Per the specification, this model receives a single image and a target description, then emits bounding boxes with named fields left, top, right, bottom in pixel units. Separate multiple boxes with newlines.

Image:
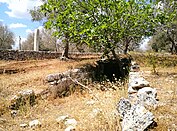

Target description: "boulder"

left=121, top=104, right=155, bottom=131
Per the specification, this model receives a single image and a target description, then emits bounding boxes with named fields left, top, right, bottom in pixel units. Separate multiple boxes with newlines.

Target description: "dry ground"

left=0, top=56, right=177, bottom=131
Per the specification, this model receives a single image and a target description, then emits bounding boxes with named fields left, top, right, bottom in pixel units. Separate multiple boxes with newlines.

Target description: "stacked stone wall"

left=0, top=50, right=100, bottom=61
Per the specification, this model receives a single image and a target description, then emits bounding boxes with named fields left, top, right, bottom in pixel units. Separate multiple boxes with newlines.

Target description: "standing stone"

left=34, top=29, right=39, bottom=51
left=19, top=36, right=21, bottom=50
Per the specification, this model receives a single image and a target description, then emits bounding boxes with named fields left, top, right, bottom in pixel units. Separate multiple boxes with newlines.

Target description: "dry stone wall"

left=0, top=50, right=100, bottom=61
left=117, top=61, right=158, bottom=131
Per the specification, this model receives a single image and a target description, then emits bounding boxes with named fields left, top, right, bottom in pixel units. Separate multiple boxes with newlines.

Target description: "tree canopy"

left=31, top=0, right=177, bottom=58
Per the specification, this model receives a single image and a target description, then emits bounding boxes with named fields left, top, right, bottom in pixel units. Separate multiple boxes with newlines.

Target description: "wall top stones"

left=0, top=50, right=100, bottom=61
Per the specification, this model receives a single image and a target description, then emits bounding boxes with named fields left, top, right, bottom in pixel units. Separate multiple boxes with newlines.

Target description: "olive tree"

left=0, top=23, right=15, bottom=49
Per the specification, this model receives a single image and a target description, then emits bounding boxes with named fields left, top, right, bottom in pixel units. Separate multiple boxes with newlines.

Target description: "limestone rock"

left=121, top=104, right=155, bottom=131
left=117, top=98, right=131, bottom=118
left=128, top=86, right=138, bottom=94
left=129, top=77, right=150, bottom=90
left=137, top=87, right=158, bottom=108
left=29, top=119, right=41, bottom=128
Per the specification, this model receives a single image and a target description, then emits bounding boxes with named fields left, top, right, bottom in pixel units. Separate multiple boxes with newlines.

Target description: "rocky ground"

left=0, top=56, right=177, bottom=131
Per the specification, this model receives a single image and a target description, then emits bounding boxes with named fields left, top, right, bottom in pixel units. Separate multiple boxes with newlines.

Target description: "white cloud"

left=26, top=29, right=33, bottom=34
left=0, top=0, right=43, bottom=19
left=37, top=26, right=43, bottom=30
left=9, top=23, right=27, bottom=29
left=0, top=19, right=4, bottom=22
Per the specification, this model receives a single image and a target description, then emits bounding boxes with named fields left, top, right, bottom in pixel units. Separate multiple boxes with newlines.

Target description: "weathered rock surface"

left=137, top=87, right=158, bottom=108
left=129, top=77, right=150, bottom=90
left=121, top=104, right=155, bottom=131
left=45, top=69, right=86, bottom=98
left=117, top=98, right=131, bottom=118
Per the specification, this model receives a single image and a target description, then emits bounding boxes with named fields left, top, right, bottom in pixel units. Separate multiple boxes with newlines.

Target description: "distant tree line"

left=0, top=23, right=15, bottom=49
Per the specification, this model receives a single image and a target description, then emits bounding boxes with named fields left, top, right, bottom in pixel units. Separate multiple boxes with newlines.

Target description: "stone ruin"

left=44, top=58, right=131, bottom=98
left=117, top=61, right=158, bottom=131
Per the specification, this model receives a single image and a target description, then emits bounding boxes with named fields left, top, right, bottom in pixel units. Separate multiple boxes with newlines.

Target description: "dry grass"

left=0, top=58, right=126, bottom=131
left=138, top=66, right=177, bottom=130
left=1, top=54, right=177, bottom=131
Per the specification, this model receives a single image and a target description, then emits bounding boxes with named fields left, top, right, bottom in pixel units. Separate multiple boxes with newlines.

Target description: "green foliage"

left=32, top=0, right=177, bottom=57
left=148, top=1, right=177, bottom=54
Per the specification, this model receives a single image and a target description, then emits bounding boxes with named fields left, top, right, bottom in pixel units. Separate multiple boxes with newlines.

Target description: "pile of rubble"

left=117, top=61, right=158, bottom=131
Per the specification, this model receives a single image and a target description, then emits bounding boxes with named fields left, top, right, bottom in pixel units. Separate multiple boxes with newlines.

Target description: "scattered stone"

left=20, top=123, right=28, bottom=128
left=29, top=119, right=41, bottom=128
left=64, top=118, right=77, bottom=127
left=137, top=87, right=158, bottom=108
left=65, top=125, right=76, bottom=131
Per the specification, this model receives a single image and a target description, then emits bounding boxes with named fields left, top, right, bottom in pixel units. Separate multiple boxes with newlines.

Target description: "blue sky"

left=0, top=0, right=43, bottom=49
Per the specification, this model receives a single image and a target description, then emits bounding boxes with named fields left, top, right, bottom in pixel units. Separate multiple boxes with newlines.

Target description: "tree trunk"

left=61, top=37, right=69, bottom=58
left=167, top=31, right=177, bottom=54
left=123, top=43, right=129, bottom=54
left=123, top=38, right=131, bottom=54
